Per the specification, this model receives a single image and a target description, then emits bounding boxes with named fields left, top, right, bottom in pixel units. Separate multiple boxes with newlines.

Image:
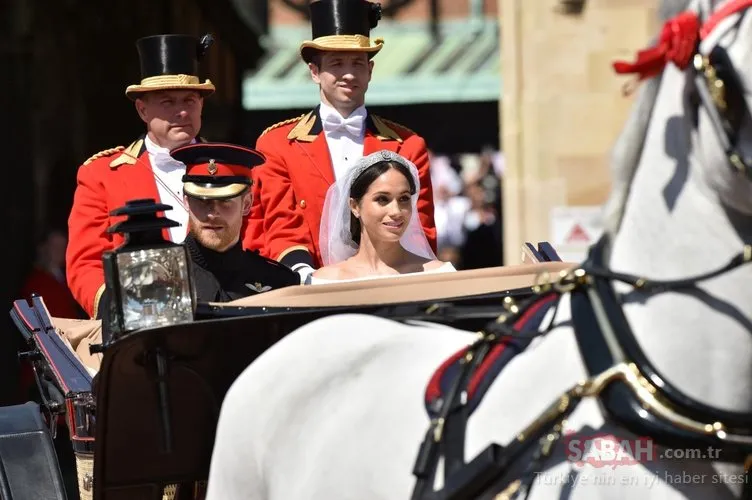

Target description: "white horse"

left=206, top=0, right=752, bottom=498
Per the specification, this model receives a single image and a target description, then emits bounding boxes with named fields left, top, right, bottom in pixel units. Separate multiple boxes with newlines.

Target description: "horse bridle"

left=692, top=25, right=752, bottom=179
left=409, top=237, right=752, bottom=500
left=614, top=0, right=752, bottom=179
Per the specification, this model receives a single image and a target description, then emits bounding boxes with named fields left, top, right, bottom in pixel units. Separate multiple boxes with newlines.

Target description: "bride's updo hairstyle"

left=349, top=160, right=417, bottom=245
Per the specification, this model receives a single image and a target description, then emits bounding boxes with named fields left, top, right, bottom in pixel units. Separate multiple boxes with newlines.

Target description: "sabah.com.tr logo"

left=563, top=431, right=721, bottom=469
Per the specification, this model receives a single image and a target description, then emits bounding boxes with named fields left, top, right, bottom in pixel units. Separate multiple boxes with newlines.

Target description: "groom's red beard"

left=188, top=216, right=240, bottom=252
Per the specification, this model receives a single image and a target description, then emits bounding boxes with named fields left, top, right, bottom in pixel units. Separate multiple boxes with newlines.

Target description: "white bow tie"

left=152, top=151, right=185, bottom=172
left=322, top=113, right=364, bottom=137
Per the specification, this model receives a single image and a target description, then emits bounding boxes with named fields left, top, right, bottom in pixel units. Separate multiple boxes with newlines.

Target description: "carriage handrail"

left=521, top=241, right=562, bottom=263
left=11, top=296, right=93, bottom=395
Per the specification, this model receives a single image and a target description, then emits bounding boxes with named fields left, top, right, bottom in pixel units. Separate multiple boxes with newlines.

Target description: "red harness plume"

left=613, top=0, right=752, bottom=92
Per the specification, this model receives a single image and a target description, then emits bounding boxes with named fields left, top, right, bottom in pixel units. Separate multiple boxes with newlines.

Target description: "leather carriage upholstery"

left=0, top=402, right=67, bottom=500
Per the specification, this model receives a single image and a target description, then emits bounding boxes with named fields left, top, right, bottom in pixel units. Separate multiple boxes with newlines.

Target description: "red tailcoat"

left=243, top=108, right=436, bottom=269
left=66, top=137, right=176, bottom=318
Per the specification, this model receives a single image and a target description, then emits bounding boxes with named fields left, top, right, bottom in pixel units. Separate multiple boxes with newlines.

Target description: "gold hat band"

left=140, top=74, right=201, bottom=86
left=183, top=182, right=250, bottom=200
left=300, top=35, right=384, bottom=61
left=125, top=74, right=216, bottom=99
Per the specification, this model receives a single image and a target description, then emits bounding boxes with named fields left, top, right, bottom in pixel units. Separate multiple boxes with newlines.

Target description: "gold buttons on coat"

left=299, top=199, right=307, bottom=209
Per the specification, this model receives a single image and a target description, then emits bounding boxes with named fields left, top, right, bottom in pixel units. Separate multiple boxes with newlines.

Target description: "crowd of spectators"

left=430, top=147, right=504, bottom=270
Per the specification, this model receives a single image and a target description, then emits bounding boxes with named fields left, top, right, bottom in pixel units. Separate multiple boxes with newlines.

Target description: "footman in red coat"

left=66, top=33, right=216, bottom=318
left=244, top=0, right=437, bottom=282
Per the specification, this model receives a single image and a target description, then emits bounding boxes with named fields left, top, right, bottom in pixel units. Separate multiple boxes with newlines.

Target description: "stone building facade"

left=499, top=0, right=659, bottom=262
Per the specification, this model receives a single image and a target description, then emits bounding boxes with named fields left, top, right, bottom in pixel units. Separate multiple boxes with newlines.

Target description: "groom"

left=243, top=0, right=437, bottom=283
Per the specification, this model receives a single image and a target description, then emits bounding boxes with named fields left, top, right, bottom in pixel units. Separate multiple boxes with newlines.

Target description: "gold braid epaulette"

left=261, top=114, right=307, bottom=136
left=378, top=117, right=417, bottom=136
left=83, top=146, right=125, bottom=165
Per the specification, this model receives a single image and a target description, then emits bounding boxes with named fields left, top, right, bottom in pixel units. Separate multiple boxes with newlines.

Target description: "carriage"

left=8, top=0, right=752, bottom=496
left=1, top=237, right=569, bottom=500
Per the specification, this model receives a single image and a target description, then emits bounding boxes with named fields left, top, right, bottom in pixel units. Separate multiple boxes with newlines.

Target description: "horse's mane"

left=602, top=0, right=697, bottom=235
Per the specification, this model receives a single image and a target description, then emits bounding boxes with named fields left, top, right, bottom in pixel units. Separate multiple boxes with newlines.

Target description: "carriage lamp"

left=102, top=198, right=195, bottom=337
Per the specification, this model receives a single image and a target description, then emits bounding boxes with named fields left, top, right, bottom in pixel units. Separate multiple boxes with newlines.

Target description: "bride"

left=309, top=150, right=455, bottom=284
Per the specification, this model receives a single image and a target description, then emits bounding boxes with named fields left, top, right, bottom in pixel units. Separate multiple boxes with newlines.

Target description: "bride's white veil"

left=319, top=150, right=437, bottom=266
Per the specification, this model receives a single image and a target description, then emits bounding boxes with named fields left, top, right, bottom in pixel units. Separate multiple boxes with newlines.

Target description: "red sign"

left=565, top=223, right=590, bottom=244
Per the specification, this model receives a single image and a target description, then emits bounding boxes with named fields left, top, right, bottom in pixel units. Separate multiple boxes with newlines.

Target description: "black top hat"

left=125, top=34, right=216, bottom=100
left=172, top=143, right=266, bottom=200
left=300, top=0, right=384, bottom=63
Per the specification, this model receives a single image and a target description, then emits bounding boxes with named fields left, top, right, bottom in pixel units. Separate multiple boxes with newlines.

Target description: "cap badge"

left=208, top=159, right=217, bottom=175
left=245, top=282, right=272, bottom=293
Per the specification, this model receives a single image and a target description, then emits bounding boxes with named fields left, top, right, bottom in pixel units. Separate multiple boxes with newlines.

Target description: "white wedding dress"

left=308, top=261, right=456, bottom=285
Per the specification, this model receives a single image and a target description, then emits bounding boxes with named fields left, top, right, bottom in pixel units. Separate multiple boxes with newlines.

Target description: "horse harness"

left=407, top=4, right=752, bottom=498
left=614, top=0, right=752, bottom=180
left=409, top=236, right=752, bottom=500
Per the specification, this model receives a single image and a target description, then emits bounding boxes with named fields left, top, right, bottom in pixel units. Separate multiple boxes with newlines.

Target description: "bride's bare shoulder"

left=312, top=264, right=344, bottom=279
left=422, top=259, right=451, bottom=271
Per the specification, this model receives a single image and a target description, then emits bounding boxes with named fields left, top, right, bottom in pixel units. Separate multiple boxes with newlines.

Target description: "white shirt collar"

left=144, top=134, right=171, bottom=156
left=145, top=135, right=197, bottom=172
left=319, top=102, right=367, bottom=129
left=144, top=135, right=198, bottom=154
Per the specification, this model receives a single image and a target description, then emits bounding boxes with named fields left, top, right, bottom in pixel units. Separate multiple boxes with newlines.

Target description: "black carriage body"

left=92, top=285, right=542, bottom=499
left=5, top=254, right=567, bottom=499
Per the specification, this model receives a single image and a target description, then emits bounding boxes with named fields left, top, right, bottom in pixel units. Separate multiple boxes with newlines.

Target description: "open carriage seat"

left=13, top=259, right=577, bottom=500
left=50, top=261, right=576, bottom=375
left=51, top=317, right=103, bottom=376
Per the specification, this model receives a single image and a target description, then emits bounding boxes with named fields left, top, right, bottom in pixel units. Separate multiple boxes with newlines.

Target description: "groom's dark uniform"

left=185, top=234, right=298, bottom=302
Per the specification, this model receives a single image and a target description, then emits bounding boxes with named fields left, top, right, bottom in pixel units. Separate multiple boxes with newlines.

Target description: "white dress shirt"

left=319, top=102, right=366, bottom=181
left=145, top=135, right=189, bottom=243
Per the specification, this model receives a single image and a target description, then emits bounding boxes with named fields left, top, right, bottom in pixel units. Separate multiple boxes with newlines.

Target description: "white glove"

left=292, top=264, right=315, bottom=284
